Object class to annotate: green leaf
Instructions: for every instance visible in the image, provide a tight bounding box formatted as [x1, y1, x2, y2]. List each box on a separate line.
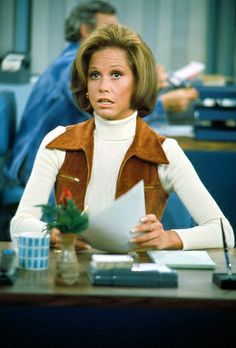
[36, 200, 89, 234]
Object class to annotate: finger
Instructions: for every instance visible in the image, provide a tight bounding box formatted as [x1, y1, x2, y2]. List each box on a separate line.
[50, 238, 61, 249]
[131, 230, 158, 244]
[137, 237, 160, 248]
[75, 239, 91, 251]
[135, 222, 159, 235]
[50, 228, 60, 242]
[131, 215, 160, 235]
[140, 214, 158, 223]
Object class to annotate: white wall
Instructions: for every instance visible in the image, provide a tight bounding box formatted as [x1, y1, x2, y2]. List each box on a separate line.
[30, 0, 207, 75]
[0, 0, 15, 56]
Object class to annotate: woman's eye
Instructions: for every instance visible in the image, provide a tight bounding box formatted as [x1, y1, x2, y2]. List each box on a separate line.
[89, 72, 100, 79]
[112, 72, 121, 78]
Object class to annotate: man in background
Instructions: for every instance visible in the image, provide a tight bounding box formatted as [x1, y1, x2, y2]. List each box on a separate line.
[4, 0, 197, 189]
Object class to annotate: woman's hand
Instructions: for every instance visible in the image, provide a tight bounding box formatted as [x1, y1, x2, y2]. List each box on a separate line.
[130, 214, 183, 250]
[50, 228, 61, 249]
[50, 228, 91, 251]
[75, 235, 91, 252]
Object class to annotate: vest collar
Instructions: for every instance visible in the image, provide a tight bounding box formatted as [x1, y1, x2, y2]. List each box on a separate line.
[46, 117, 169, 165]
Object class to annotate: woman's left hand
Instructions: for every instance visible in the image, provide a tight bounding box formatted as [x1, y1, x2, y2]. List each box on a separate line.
[130, 214, 183, 250]
[50, 228, 91, 251]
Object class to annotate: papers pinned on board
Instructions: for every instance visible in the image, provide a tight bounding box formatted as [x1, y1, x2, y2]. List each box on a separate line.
[81, 180, 146, 253]
[148, 250, 216, 270]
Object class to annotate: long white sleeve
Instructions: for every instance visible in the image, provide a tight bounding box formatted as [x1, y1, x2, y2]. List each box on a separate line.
[159, 138, 235, 249]
[10, 126, 66, 239]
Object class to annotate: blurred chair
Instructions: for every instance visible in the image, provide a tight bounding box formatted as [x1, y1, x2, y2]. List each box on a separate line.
[161, 192, 196, 230]
[0, 91, 16, 161]
[0, 91, 19, 241]
[186, 150, 236, 240]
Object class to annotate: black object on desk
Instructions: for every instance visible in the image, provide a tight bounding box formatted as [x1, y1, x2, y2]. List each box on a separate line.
[0, 249, 18, 285]
[88, 263, 178, 288]
[212, 273, 236, 290]
[194, 85, 236, 141]
[212, 219, 236, 290]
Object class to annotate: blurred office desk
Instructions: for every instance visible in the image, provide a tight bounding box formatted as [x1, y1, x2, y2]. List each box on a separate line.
[173, 136, 236, 152]
[155, 124, 236, 151]
[0, 243, 236, 346]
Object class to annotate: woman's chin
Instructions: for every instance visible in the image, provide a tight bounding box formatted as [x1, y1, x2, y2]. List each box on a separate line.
[96, 111, 117, 120]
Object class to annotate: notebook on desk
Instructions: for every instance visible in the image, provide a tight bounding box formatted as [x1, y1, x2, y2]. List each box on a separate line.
[147, 250, 216, 270]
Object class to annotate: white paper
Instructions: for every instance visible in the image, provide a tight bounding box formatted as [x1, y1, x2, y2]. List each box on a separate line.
[148, 250, 216, 269]
[170, 61, 205, 86]
[82, 180, 145, 253]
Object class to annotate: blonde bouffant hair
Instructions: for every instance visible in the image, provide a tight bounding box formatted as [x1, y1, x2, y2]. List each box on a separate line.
[70, 23, 158, 117]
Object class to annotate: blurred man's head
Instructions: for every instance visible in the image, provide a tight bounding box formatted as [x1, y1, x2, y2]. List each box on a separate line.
[64, 1, 117, 42]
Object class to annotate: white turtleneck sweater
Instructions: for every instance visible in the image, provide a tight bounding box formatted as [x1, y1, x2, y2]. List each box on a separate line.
[10, 112, 234, 249]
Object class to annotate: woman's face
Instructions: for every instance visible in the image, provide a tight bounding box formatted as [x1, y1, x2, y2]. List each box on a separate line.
[87, 47, 135, 121]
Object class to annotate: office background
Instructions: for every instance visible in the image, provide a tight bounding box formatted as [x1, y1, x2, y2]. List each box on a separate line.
[0, 0, 235, 80]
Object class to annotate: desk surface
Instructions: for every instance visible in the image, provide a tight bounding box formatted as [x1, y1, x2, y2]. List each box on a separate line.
[1, 243, 236, 310]
[174, 136, 236, 151]
[153, 125, 236, 151]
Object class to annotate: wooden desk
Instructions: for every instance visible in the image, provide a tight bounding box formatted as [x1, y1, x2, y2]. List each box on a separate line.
[1, 243, 236, 347]
[174, 136, 236, 152]
[0, 242, 236, 308]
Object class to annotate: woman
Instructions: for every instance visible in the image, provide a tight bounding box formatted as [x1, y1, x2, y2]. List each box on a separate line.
[10, 24, 234, 250]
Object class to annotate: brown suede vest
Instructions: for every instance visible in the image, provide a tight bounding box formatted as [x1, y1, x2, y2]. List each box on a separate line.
[46, 117, 169, 219]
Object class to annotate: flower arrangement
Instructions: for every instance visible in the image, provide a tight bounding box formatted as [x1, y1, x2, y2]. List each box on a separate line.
[38, 189, 89, 234]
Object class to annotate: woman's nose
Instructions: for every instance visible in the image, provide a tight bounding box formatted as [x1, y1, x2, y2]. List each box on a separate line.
[99, 76, 110, 91]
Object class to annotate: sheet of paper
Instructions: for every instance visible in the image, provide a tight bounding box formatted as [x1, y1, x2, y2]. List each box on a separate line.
[170, 61, 205, 86]
[82, 180, 145, 253]
[148, 250, 216, 269]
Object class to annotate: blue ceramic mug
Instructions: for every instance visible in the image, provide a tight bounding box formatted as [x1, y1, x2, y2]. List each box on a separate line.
[18, 232, 50, 270]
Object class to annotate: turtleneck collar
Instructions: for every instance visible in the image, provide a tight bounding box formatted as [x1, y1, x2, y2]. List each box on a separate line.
[46, 112, 169, 165]
[94, 111, 138, 141]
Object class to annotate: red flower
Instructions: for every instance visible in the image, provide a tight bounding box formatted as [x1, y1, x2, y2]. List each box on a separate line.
[59, 189, 73, 205]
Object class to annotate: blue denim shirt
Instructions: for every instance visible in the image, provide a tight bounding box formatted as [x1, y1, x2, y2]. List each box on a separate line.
[4, 43, 90, 186]
[145, 98, 167, 128]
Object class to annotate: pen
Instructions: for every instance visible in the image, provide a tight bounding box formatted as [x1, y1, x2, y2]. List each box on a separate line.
[220, 218, 232, 278]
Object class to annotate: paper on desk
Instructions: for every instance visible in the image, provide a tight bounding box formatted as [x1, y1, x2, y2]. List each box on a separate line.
[82, 180, 145, 253]
[148, 250, 216, 269]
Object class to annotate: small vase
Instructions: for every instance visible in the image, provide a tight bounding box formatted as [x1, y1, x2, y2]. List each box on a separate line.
[55, 233, 80, 285]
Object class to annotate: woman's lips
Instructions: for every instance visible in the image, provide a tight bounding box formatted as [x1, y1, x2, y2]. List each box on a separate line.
[97, 98, 114, 105]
